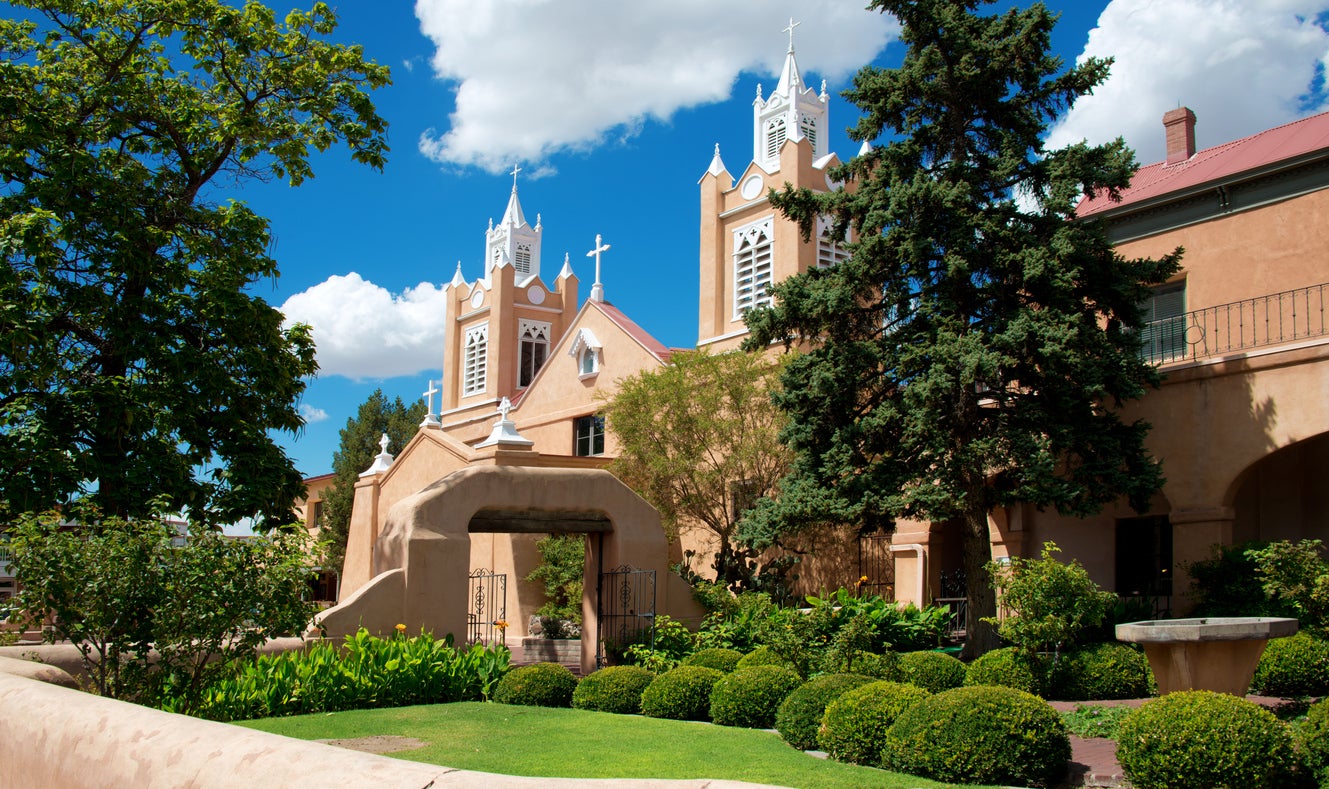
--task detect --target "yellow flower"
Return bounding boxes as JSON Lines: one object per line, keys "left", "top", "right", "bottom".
{"left": 493, "top": 619, "right": 509, "bottom": 632}
{"left": 858, "top": 575, "right": 869, "bottom": 585}
{"left": 394, "top": 623, "right": 407, "bottom": 632}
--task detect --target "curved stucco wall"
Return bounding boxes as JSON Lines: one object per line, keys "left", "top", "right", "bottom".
{"left": 0, "top": 670, "right": 779, "bottom": 788}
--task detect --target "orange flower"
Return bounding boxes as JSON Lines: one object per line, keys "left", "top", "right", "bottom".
{"left": 493, "top": 619, "right": 509, "bottom": 633}
{"left": 394, "top": 623, "right": 407, "bottom": 633}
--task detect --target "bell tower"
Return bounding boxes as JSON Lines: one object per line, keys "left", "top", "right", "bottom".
{"left": 698, "top": 19, "right": 844, "bottom": 352}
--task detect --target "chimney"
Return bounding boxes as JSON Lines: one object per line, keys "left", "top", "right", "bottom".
{"left": 1163, "top": 107, "right": 1197, "bottom": 165}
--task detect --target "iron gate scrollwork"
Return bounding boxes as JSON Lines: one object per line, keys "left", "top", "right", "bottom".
{"left": 857, "top": 530, "right": 896, "bottom": 601}
{"left": 468, "top": 568, "right": 507, "bottom": 646}
{"left": 596, "top": 565, "right": 656, "bottom": 668}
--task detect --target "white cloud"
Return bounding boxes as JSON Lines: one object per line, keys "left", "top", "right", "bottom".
{"left": 280, "top": 273, "right": 447, "bottom": 380}
{"left": 1047, "top": 0, "right": 1329, "bottom": 164}
{"left": 413, "top": 1, "right": 899, "bottom": 172}
{"left": 299, "top": 404, "right": 330, "bottom": 424}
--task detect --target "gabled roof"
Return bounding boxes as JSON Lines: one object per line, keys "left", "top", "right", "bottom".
{"left": 1077, "top": 110, "right": 1329, "bottom": 218}
{"left": 593, "top": 301, "right": 674, "bottom": 363}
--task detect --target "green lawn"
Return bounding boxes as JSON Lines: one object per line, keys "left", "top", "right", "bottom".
{"left": 237, "top": 701, "right": 988, "bottom": 788}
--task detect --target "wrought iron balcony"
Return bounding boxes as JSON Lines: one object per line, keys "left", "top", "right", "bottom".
{"left": 1140, "top": 282, "right": 1328, "bottom": 365}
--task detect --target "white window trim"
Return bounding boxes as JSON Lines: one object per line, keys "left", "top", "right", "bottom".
{"left": 517, "top": 319, "right": 551, "bottom": 388}
{"left": 733, "top": 216, "right": 774, "bottom": 320}
{"left": 462, "top": 323, "right": 489, "bottom": 396}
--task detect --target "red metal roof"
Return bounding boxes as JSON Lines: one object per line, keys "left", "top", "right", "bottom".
{"left": 1077, "top": 110, "right": 1329, "bottom": 217}
{"left": 594, "top": 301, "right": 674, "bottom": 363}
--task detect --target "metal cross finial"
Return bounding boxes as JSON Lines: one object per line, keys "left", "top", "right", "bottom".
{"left": 784, "top": 17, "right": 801, "bottom": 52}
{"left": 509, "top": 164, "right": 521, "bottom": 190}
{"left": 586, "top": 233, "right": 610, "bottom": 302}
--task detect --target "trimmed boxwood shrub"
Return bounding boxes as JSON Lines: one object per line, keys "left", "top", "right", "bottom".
{"left": 735, "top": 644, "right": 795, "bottom": 671}
{"left": 571, "top": 665, "right": 655, "bottom": 714}
{"left": 898, "top": 650, "right": 966, "bottom": 693}
{"left": 1116, "top": 690, "right": 1296, "bottom": 789}
{"left": 774, "top": 673, "right": 873, "bottom": 750}
{"left": 818, "top": 680, "right": 930, "bottom": 766}
{"left": 639, "top": 665, "right": 723, "bottom": 721}
{"left": 882, "top": 685, "right": 1070, "bottom": 788}
{"left": 1251, "top": 632, "right": 1329, "bottom": 697}
{"left": 1299, "top": 698, "right": 1329, "bottom": 786}
{"left": 820, "top": 650, "right": 902, "bottom": 680}
{"left": 709, "top": 664, "right": 803, "bottom": 728}
{"left": 493, "top": 662, "right": 577, "bottom": 708}
{"left": 964, "top": 647, "right": 1045, "bottom": 695}
{"left": 681, "top": 648, "right": 744, "bottom": 673}
{"left": 1050, "top": 642, "right": 1153, "bottom": 701}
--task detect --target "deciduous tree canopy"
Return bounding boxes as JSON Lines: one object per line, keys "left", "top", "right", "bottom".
{"left": 0, "top": 0, "right": 389, "bottom": 524}
{"left": 742, "top": 0, "right": 1180, "bottom": 655}
{"left": 605, "top": 349, "right": 793, "bottom": 590}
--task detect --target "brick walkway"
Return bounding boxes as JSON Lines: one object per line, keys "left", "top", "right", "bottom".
{"left": 1051, "top": 695, "right": 1295, "bottom": 788}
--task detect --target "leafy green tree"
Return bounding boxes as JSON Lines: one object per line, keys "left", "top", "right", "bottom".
{"left": 0, "top": 0, "right": 389, "bottom": 525}
{"left": 742, "top": 0, "right": 1180, "bottom": 656}
{"left": 7, "top": 505, "right": 316, "bottom": 711}
{"left": 526, "top": 534, "right": 585, "bottom": 628}
{"left": 1247, "top": 540, "right": 1329, "bottom": 635}
{"left": 320, "top": 389, "right": 425, "bottom": 572}
{"left": 604, "top": 349, "right": 794, "bottom": 591}
{"left": 985, "top": 541, "right": 1116, "bottom": 656}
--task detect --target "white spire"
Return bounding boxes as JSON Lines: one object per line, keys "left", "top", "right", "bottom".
{"left": 500, "top": 164, "right": 527, "bottom": 228}
{"left": 752, "top": 18, "right": 829, "bottom": 171}
{"left": 707, "top": 143, "right": 727, "bottom": 177}
{"left": 449, "top": 261, "right": 466, "bottom": 289}
{"left": 858, "top": 140, "right": 873, "bottom": 157}
{"left": 557, "top": 252, "right": 574, "bottom": 280}
{"left": 486, "top": 167, "right": 542, "bottom": 283}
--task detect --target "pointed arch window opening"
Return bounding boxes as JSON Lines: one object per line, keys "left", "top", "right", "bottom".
{"left": 518, "top": 319, "right": 551, "bottom": 388}
{"left": 816, "top": 215, "right": 850, "bottom": 269}
{"left": 514, "top": 244, "right": 532, "bottom": 275}
{"left": 765, "top": 117, "right": 787, "bottom": 162}
{"left": 733, "top": 218, "right": 774, "bottom": 319}
{"left": 799, "top": 114, "right": 817, "bottom": 152}
{"left": 463, "top": 323, "right": 489, "bottom": 396}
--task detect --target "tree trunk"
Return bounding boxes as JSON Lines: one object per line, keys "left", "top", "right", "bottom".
{"left": 959, "top": 502, "right": 1000, "bottom": 660}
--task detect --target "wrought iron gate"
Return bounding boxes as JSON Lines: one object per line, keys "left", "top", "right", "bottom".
{"left": 596, "top": 565, "right": 656, "bottom": 668}
{"left": 467, "top": 568, "right": 507, "bottom": 646}
{"left": 858, "top": 530, "right": 896, "bottom": 600}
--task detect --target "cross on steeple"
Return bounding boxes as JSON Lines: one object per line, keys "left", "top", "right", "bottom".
{"left": 509, "top": 164, "right": 521, "bottom": 191}
{"left": 784, "top": 17, "right": 800, "bottom": 53}
{"left": 586, "top": 233, "right": 610, "bottom": 303}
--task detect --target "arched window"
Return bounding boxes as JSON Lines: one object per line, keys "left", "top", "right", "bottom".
{"left": 462, "top": 323, "right": 488, "bottom": 396}
{"left": 514, "top": 244, "right": 532, "bottom": 274}
{"left": 799, "top": 114, "right": 817, "bottom": 151}
{"left": 518, "top": 320, "right": 550, "bottom": 387}
{"left": 816, "top": 215, "right": 850, "bottom": 268}
{"left": 765, "top": 117, "right": 787, "bottom": 161}
{"left": 733, "top": 217, "right": 774, "bottom": 318}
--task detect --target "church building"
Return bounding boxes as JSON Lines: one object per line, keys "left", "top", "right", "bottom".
{"left": 313, "top": 25, "right": 1329, "bottom": 657}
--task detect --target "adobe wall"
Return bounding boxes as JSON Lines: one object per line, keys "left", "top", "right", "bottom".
{"left": 0, "top": 670, "right": 767, "bottom": 788}
{"left": 1114, "top": 189, "right": 1329, "bottom": 309}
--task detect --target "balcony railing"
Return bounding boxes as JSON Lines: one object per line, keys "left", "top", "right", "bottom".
{"left": 1141, "top": 282, "right": 1328, "bottom": 365}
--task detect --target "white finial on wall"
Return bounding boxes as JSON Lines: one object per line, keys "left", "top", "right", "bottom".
{"left": 360, "top": 433, "right": 395, "bottom": 477}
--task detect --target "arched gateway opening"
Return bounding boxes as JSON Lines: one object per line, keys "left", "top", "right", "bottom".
{"left": 315, "top": 465, "right": 702, "bottom": 675}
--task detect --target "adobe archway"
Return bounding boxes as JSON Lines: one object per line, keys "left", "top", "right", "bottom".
{"left": 315, "top": 464, "right": 701, "bottom": 674}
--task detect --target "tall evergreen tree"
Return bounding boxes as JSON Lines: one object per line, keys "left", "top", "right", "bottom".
{"left": 320, "top": 389, "right": 424, "bottom": 573}
{"left": 742, "top": 0, "right": 1180, "bottom": 656}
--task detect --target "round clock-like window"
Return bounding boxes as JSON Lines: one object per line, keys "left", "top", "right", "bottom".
{"left": 527, "top": 285, "right": 546, "bottom": 305}
{"left": 470, "top": 289, "right": 484, "bottom": 309}
{"left": 740, "top": 174, "right": 764, "bottom": 200}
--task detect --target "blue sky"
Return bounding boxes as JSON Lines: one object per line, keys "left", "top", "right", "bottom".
{"left": 246, "top": 1, "right": 1329, "bottom": 477}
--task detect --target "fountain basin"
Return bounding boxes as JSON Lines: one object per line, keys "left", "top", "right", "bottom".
{"left": 1116, "top": 617, "right": 1298, "bottom": 696}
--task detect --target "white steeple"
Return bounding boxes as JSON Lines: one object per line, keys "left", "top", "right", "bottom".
{"left": 753, "top": 18, "right": 829, "bottom": 172}
{"left": 485, "top": 165, "right": 543, "bottom": 285}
